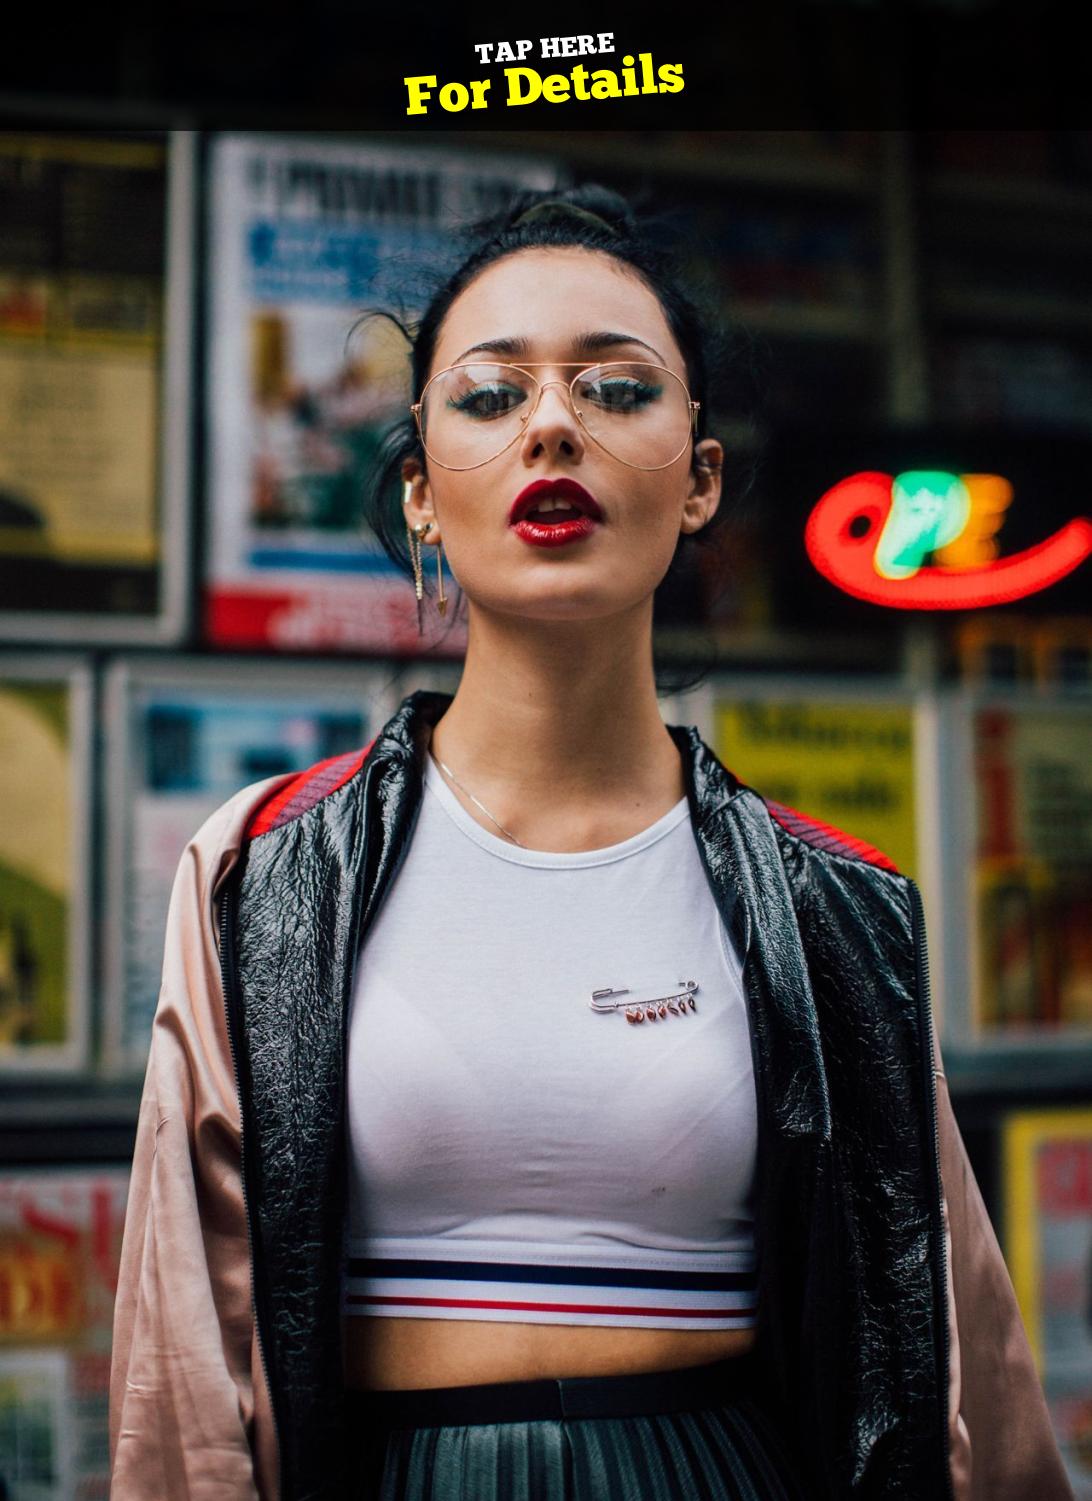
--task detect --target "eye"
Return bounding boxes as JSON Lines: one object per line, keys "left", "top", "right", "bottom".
{"left": 577, "top": 373, "right": 662, "bottom": 412}
{"left": 448, "top": 380, "right": 526, "bottom": 420}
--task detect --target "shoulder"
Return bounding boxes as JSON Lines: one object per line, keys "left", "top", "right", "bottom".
{"left": 759, "top": 795, "right": 902, "bottom": 875}
{"left": 680, "top": 723, "right": 906, "bottom": 881}
{"left": 722, "top": 769, "right": 915, "bottom": 929}
{"left": 740, "top": 787, "right": 918, "bottom": 962}
{"left": 174, "top": 770, "right": 304, "bottom": 909}
{"left": 242, "top": 738, "right": 378, "bottom": 842}
{"left": 740, "top": 790, "right": 924, "bottom": 1021}
{"left": 159, "top": 757, "right": 358, "bottom": 916}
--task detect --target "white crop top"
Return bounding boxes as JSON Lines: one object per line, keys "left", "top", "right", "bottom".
{"left": 342, "top": 753, "right": 760, "bottom": 1331}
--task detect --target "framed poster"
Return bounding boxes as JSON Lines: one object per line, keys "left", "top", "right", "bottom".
{"left": 698, "top": 674, "right": 947, "bottom": 1022}
{"left": 0, "top": 131, "right": 193, "bottom": 644}
{"left": 0, "top": 656, "right": 92, "bottom": 1074}
{"left": 940, "top": 694, "right": 1092, "bottom": 1057}
{"left": 203, "top": 132, "right": 558, "bottom": 656}
{"left": 1004, "top": 1109, "right": 1092, "bottom": 1499}
{"left": 0, "top": 1167, "right": 129, "bottom": 1501}
{"left": 704, "top": 676, "right": 931, "bottom": 880}
{"left": 101, "top": 656, "right": 401, "bottom": 1073}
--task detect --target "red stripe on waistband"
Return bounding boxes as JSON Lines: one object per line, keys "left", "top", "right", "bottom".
{"left": 347, "top": 1295, "right": 755, "bottom": 1319}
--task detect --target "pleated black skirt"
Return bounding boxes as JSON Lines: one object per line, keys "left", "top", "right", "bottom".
{"left": 346, "top": 1354, "right": 816, "bottom": 1501}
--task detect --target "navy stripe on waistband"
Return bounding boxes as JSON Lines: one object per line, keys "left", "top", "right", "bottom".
{"left": 347, "top": 1257, "right": 755, "bottom": 1292}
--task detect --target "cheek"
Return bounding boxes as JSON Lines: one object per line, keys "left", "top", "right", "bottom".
{"left": 430, "top": 475, "right": 492, "bottom": 532}
{"left": 625, "top": 480, "right": 689, "bottom": 539}
{"left": 430, "top": 488, "right": 501, "bottom": 577}
{"left": 613, "top": 489, "right": 691, "bottom": 590}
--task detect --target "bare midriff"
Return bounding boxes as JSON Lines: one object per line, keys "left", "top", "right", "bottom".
{"left": 342, "top": 1316, "right": 758, "bottom": 1391}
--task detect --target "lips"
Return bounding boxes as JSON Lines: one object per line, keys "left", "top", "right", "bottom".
{"left": 508, "top": 478, "right": 603, "bottom": 526}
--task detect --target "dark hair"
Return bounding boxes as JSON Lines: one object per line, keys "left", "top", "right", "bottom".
{"left": 356, "top": 182, "right": 749, "bottom": 694}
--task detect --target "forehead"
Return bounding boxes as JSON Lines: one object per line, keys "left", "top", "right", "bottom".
{"left": 430, "top": 246, "right": 684, "bottom": 377}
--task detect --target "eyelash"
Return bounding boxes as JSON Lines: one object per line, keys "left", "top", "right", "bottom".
{"left": 448, "top": 378, "right": 662, "bottom": 421}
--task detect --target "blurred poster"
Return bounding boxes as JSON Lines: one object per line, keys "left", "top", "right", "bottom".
{"left": 0, "top": 1351, "right": 71, "bottom": 1501}
{"left": 1004, "top": 1110, "right": 1092, "bottom": 1498}
{"left": 712, "top": 692, "right": 918, "bottom": 878}
{"left": 0, "top": 133, "right": 191, "bottom": 643}
{"left": 204, "top": 133, "right": 557, "bottom": 654}
{"left": 103, "top": 658, "right": 396, "bottom": 1071}
{"left": 0, "top": 663, "right": 91, "bottom": 1072}
{"left": 974, "top": 706, "right": 1092, "bottom": 1032}
{"left": 0, "top": 1168, "right": 128, "bottom": 1501}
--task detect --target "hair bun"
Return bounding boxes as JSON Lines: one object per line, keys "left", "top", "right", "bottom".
{"left": 507, "top": 185, "right": 637, "bottom": 240}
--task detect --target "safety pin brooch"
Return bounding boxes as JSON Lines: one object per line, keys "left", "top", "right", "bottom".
{"left": 589, "top": 981, "right": 699, "bottom": 1024}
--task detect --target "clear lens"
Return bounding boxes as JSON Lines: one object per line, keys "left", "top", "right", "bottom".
{"left": 417, "top": 362, "right": 694, "bottom": 470}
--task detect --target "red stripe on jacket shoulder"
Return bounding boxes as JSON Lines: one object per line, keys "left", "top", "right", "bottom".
{"left": 764, "top": 797, "right": 900, "bottom": 874}
{"left": 246, "top": 737, "right": 377, "bottom": 841}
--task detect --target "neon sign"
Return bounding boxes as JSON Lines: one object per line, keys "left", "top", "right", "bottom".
{"left": 805, "top": 471, "right": 1092, "bottom": 610}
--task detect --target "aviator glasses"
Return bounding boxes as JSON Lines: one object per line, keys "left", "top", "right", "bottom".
{"left": 411, "top": 361, "right": 700, "bottom": 472}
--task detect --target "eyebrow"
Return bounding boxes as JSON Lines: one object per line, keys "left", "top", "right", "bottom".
{"left": 451, "top": 331, "right": 668, "bottom": 366}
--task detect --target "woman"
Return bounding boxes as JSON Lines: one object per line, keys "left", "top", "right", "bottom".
{"left": 109, "top": 185, "right": 1072, "bottom": 1501}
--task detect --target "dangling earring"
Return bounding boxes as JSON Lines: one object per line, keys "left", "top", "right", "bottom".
{"left": 403, "top": 477, "right": 447, "bottom": 626}
{"left": 402, "top": 483, "right": 423, "bottom": 600}
{"left": 435, "top": 537, "right": 448, "bottom": 617}
{"left": 403, "top": 480, "right": 429, "bottom": 635}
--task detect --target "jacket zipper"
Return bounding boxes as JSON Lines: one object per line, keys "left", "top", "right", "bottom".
{"left": 218, "top": 874, "right": 281, "bottom": 1493}
{"left": 907, "top": 877, "right": 955, "bottom": 1501}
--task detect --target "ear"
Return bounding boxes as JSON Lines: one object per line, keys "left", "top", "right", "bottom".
{"left": 679, "top": 438, "right": 723, "bottom": 536}
{"left": 401, "top": 456, "right": 440, "bottom": 543}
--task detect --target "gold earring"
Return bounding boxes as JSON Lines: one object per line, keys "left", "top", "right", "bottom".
{"left": 403, "top": 481, "right": 426, "bottom": 594}
{"left": 403, "top": 506, "right": 428, "bottom": 637}
{"left": 435, "top": 537, "right": 447, "bottom": 617}
{"left": 407, "top": 521, "right": 428, "bottom": 602}
{"left": 403, "top": 478, "right": 448, "bottom": 625}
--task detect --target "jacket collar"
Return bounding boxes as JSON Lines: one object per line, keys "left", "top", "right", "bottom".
{"left": 366, "top": 689, "right": 832, "bottom": 1144}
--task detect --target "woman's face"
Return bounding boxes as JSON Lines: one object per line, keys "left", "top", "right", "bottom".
{"left": 403, "top": 246, "right": 722, "bottom": 625}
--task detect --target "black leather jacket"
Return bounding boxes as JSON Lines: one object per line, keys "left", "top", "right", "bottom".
{"left": 219, "top": 689, "right": 953, "bottom": 1501}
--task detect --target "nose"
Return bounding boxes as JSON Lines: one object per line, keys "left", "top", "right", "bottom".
{"left": 518, "top": 378, "right": 587, "bottom": 465}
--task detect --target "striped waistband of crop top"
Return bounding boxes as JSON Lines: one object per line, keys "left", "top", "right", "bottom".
{"left": 341, "top": 1237, "right": 758, "bottom": 1331}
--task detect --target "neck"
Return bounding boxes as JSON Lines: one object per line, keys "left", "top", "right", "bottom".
{"left": 427, "top": 602, "right": 685, "bottom": 842}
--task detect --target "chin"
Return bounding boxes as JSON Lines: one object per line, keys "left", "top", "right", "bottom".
{"left": 481, "top": 587, "right": 650, "bottom": 626}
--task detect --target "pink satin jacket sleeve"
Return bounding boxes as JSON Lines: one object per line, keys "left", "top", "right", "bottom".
{"left": 108, "top": 776, "right": 1073, "bottom": 1500}
{"left": 109, "top": 778, "right": 289, "bottom": 1501}
{"left": 932, "top": 1020, "right": 1074, "bottom": 1500}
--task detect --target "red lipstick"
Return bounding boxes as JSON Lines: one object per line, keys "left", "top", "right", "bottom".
{"left": 508, "top": 478, "right": 603, "bottom": 549}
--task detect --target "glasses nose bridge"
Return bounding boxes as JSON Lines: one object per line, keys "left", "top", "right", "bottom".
{"left": 523, "top": 372, "right": 584, "bottom": 430}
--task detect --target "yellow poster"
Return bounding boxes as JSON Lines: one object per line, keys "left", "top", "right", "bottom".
{"left": 974, "top": 706, "right": 1092, "bottom": 1030}
{"left": 713, "top": 697, "right": 917, "bottom": 878}
{"left": 1003, "top": 1109, "right": 1092, "bottom": 1488}
{"left": 0, "top": 683, "right": 70, "bottom": 1048}
{"left": 0, "top": 345, "right": 158, "bottom": 564}
{"left": 0, "top": 135, "right": 164, "bottom": 576}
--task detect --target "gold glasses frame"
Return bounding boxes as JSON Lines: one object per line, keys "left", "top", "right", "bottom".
{"left": 410, "top": 361, "right": 701, "bottom": 472}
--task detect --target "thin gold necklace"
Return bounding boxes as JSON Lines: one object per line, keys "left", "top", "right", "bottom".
{"left": 432, "top": 754, "right": 527, "bottom": 848}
